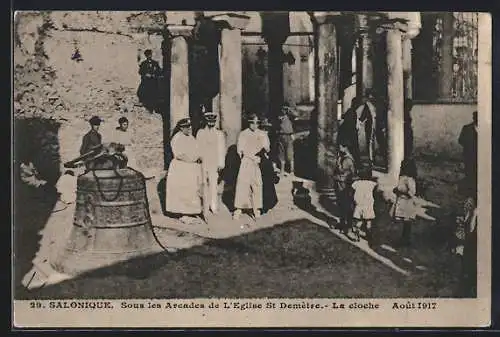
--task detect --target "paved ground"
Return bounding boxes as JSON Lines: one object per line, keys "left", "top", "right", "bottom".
{"left": 14, "top": 159, "right": 466, "bottom": 300}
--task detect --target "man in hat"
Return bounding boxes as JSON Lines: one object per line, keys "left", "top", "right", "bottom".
{"left": 233, "top": 114, "right": 270, "bottom": 220}
{"left": 277, "top": 104, "right": 296, "bottom": 177}
{"left": 137, "top": 49, "right": 162, "bottom": 112}
{"left": 196, "top": 111, "right": 226, "bottom": 215}
{"left": 108, "top": 116, "right": 137, "bottom": 169}
{"left": 80, "top": 116, "right": 102, "bottom": 156}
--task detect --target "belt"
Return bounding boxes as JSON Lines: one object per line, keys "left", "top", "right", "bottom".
{"left": 278, "top": 133, "right": 293, "bottom": 136}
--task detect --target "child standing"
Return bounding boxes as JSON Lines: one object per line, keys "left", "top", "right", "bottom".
{"left": 391, "top": 159, "right": 418, "bottom": 246}
{"left": 349, "top": 168, "right": 378, "bottom": 243}
{"left": 333, "top": 143, "right": 356, "bottom": 233}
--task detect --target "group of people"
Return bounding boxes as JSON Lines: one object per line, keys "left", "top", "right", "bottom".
{"left": 332, "top": 140, "right": 419, "bottom": 245}
{"left": 456, "top": 110, "right": 478, "bottom": 297}
{"left": 339, "top": 91, "right": 415, "bottom": 171}
{"left": 333, "top": 93, "right": 419, "bottom": 245}
{"left": 164, "top": 109, "right": 292, "bottom": 225}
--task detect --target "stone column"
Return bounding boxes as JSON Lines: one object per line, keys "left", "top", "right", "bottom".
{"left": 167, "top": 24, "right": 194, "bottom": 133}
{"left": 439, "top": 12, "right": 454, "bottom": 99}
{"left": 311, "top": 12, "right": 341, "bottom": 199}
{"left": 211, "top": 13, "right": 250, "bottom": 147}
{"left": 262, "top": 12, "right": 290, "bottom": 125}
{"left": 355, "top": 13, "right": 375, "bottom": 168}
{"left": 402, "top": 13, "right": 421, "bottom": 100}
{"left": 402, "top": 38, "right": 413, "bottom": 99}
{"left": 212, "top": 44, "right": 222, "bottom": 128}
{"left": 356, "top": 14, "right": 373, "bottom": 98}
{"left": 166, "top": 12, "right": 195, "bottom": 134}
{"left": 384, "top": 21, "right": 407, "bottom": 182}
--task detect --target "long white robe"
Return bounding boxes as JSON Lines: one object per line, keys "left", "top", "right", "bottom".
{"left": 196, "top": 127, "right": 226, "bottom": 213}
{"left": 165, "top": 132, "right": 203, "bottom": 214}
{"left": 234, "top": 128, "right": 270, "bottom": 210}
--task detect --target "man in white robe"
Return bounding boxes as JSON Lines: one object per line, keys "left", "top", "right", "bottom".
{"left": 165, "top": 118, "right": 203, "bottom": 221}
{"left": 233, "top": 114, "right": 270, "bottom": 220}
{"left": 196, "top": 112, "right": 226, "bottom": 215}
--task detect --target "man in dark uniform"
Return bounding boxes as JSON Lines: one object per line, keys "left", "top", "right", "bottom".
{"left": 80, "top": 116, "right": 102, "bottom": 155}
{"left": 137, "top": 49, "right": 162, "bottom": 112}
{"left": 277, "top": 105, "right": 296, "bottom": 176}
{"left": 458, "top": 111, "right": 478, "bottom": 191}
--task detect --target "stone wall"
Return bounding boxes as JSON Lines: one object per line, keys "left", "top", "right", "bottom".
{"left": 412, "top": 103, "right": 476, "bottom": 161}
{"left": 14, "top": 11, "right": 166, "bottom": 172}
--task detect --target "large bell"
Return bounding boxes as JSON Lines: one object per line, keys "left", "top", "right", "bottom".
{"left": 51, "top": 157, "right": 157, "bottom": 276}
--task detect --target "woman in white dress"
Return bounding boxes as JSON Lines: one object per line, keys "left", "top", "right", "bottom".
{"left": 165, "top": 118, "right": 203, "bottom": 224}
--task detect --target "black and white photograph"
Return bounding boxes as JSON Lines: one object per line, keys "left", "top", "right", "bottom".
{"left": 12, "top": 10, "right": 491, "bottom": 327}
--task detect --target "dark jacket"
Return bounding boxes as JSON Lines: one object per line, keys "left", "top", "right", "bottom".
{"left": 80, "top": 129, "right": 102, "bottom": 155}
{"left": 139, "top": 59, "right": 162, "bottom": 79}
{"left": 458, "top": 123, "right": 478, "bottom": 160}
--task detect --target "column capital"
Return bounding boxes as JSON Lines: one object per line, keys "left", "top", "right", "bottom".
{"left": 355, "top": 13, "right": 370, "bottom": 32}
{"left": 381, "top": 12, "right": 421, "bottom": 39}
{"left": 354, "top": 12, "right": 385, "bottom": 33}
{"left": 166, "top": 11, "right": 195, "bottom": 26}
{"left": 166, "top": 25, "right": 195, "bottom": 38}
{"left": 375, "top": 18, "right": 409, "bottom": 35}
{"left": 309, "top": 11, "right": 343, "bottom": 25}
{"left": 208, "top": 12, "right": 250, "bottom": 30}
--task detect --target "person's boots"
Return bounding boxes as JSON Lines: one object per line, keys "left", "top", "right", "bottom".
{"left": 346, "top": 224, "right": 360, "bottom": 242}
{"left": 365, "top": 221, "right": 373, "bottom": 244}
{"left": 233, "top": 209, "right": 242, "bottom": 220}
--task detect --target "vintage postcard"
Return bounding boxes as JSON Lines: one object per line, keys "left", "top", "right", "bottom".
{"left": 12, "top": 11, "right": 492, "bottom": 328}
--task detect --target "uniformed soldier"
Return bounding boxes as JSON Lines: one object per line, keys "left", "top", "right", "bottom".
{"left": 196, "top": 111, "right": 226, "bottom": 215}
{"left": 233, "top": 114, "right": 270, "bottom": 220}
{"left": 277, "top": 105, "right": 296, "bottom": 177}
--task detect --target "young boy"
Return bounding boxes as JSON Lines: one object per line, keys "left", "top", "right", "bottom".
{"left": 349, "top": 167, "right": 378, "bottom": 243}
